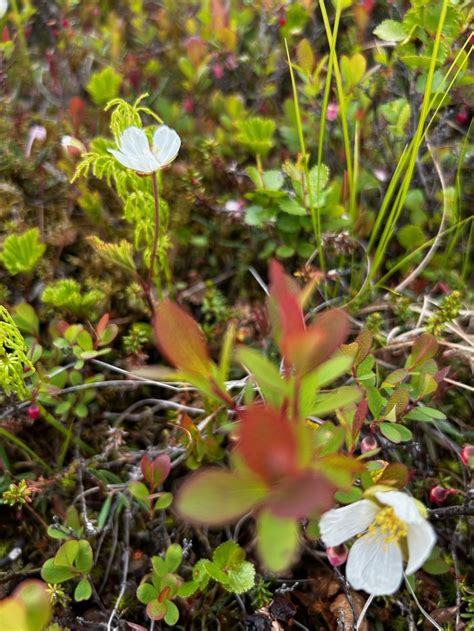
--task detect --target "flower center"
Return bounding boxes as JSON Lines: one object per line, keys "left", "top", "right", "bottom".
{"left": 368, "top": 507, "right": 408, "bottom": 543}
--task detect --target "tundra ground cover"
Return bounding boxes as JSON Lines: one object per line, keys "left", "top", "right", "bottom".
{"left": 0, "top": 0, "right": 473, "bottom": 629}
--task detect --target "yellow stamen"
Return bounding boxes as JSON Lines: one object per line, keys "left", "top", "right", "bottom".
{"left": 368, "top": 507, "right": 408, "bottom": 543}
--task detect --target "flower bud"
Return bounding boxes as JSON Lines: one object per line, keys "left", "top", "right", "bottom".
{"left": 326, "top": 103, "right": 339, "bottom": 122}
{"left": 429, "top": 485, "right": 456, "bottom": 505}
{"left": 327, "top": 544, "right": 348, "bottom": 567}
{"left": 461, "top": 445, "right": 474, "bottom": 468}
{"left": 61, "top": 135, "right": 86, "bottom": 158}
{"left": 361, "top": 434, "right": 378, "bottom": 453}
{"left": 27, "top": 405, "right": 41, "bottom": 421}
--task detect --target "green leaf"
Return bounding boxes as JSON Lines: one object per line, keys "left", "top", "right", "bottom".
{"left": 367, "top": 387, "right": 385, "bottom": 419}
{"left": 164, "top": 600, "right": 180, "bottom": 626}
{"left": 311, "top": 386, "right": 362, "bottom": 416}
{"left": 235, "top": 117, "right": 276, "bottom": 158}
{"left": 154, "top": 492, "right": 173, "bottom": 510}
{"left": 165, "top": 544, "right": 183, "bottom": 574}
{"left": 308, "top": 163, "right": 330, "bottom": 191}
{"left": 12, "top": 304, "right": 39, "bottom": 337}
{"left": 204, "top": 561, "right": 228, "bottom": 583}
{"left": 47, "top": 526, "right": 69, "bottom": 540}
{"left": 74, "top": 578, "right": 92, "bottom": 602}
{"left": 129, "top": 481, "right": 151, "bottom": 509}
{"left": 177, "top": 581, "right": 200, "bottom": 598}
{"left": 335, "top": 487, "right": 364, "bottom": 504}
{"left": 379, "top": 423, "right": 413, "bottom": 444}
{"left": 296, "top": 38, "right": 315, "bottom": 73}
{"left": 86, "top": 66, "right": 122, "bottom": 106}
{"left": 151, "top": 556, "right": 168, "bottom": 578}
{"left": 212, "top": 541, "right": 244, "bottom": 568}
{"left": 75, "top": 540, "right": 93, "bottom": 573}
{"left": 236, "top": 346, "right": 287, "bottom": 407}
{"left": 54, "top": 540, "right": 79, "bottom": 567}
{"left": 257, "top": 510, "right": 300, "bottom": 573}
{"left": 137, "top": 582, "right": 159, "bottom": 604}
{"left": 373, "top": 19, "right": 408, "bottom": 42}
{"left": 0, "top": 228, "right": 46, "bottom": 275}
{"left": 176, "top": 469, "right": 266, "bottom": 525}
{"left": 41, "top": 559, "right": 76, "bottom": 583}
{"left": 223, "top": 561, "right": 255, "bottom": 594}
{"left": 278, "top": 198, "right": 307, "bottom": 216}
{"left": 306, "top": 353, "right": 354, "bottom": 389}
{"left": 397, "top": 225, "right": 425, "bottom": 249}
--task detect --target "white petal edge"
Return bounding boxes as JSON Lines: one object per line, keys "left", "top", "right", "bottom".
{"left": 346, "top": 530, "right": 403, "bottom": 595}
{"left": 118, "top": 126, "right": 150, "bottom": 156}
{"left": 405, "top": 519, "right": 436, "bottom": 575}
{"left": 319, "top": 500, "right": 379, "bottom": 547}
{"left": 108, "top": 149, "right": 159, "bottom": 174}
{"left": 153, "top": 125, "right": 181, "bottom": 166}
{"left": 375, "top": 491, "right": 424, "bottom": 524}
{"left": 0, "top": 0, "right": 7, "bottom": 19}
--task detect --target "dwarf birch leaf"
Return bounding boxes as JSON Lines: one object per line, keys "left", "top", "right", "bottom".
{"left": 374, "top": 19, "right": 408, "bottom": 42}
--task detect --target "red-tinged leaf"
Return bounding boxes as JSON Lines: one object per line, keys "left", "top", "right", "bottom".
{"left": 154, "top": 300, "right": 211, "bottom": 377}
{"left": 176, "top": 468, "right": 266, "bottom": 525}
{"left": 435, "top": 366, "right": 450, "bottom": 383}
{"left": 237, "top": 404, "right": 299, "bottom": 483}
{"left": 353, "top": 330, "right": 373, "bottom": 365}
{"left": 268, "top": 260, "right": 305, "bottom": 349}
{"left": 376, "top": 463, "right": 409, "bottom": 489}
{"left": 353, "top": 398, "right": 368, "bottom": 439}
{"left": 96, "top": 313, "right": 110, "bottom": 337}
{"left": 283, "top": 309, "right": 349, "bottom": 376}
{"left": 69, "top": 96, "right": 86, "bottom": 129}
{"left": 265, "top": 470, "right": 335, "bottom": 518}
{"left": 408, "top": 334, "right": 438, "bottom": 368}
{"left": 146, "top": 600, "right": 167, "bottom": 621}
{"left": 141, "top": 454, "right": 171, "bottom": 490}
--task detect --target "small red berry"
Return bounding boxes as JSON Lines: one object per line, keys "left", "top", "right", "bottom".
{"left": 456, "top": 109, "right": 469, "bottom": 125}
{"left": 27, "top": 405, "right": 41, "bottom": 421}
{"left": 327, "top": 544, "right": 348, "bottom": 567}
{"left": 461, "top": 445, "right": 474, "bottom": 468}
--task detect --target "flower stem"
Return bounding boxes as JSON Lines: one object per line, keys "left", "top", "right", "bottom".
{"left": 148, "top": 171, "right": 162, "bottom": 301}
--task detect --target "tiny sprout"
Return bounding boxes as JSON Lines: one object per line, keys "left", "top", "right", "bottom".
{"left": 46, "top": 583, "right": 69, "bottom": 607}
{"left": 2, "top": 479, "right": 32, "bottom": 509}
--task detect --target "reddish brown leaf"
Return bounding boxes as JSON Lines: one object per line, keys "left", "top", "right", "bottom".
{"left": 154, "top": 300, "right": 211, "bottom": 377}
{"left": 352, "top": 398, "right": 368, "bottom": 440}
{"left": 408, "top": 333, "right": 438, "bottom": 368}
{"left": 140, "top": 454, "right": 171, "bottom": 490}
{"left": 237, "top": 404, "right": 299, "bottom": 484}
{"left": 265, "top": 470, "right": 335, "bottom": 518}
{"left": 268, "top": 260, "right": 305, "bottom": 352}
{"left": 284, "top": 309, "right": 350, "bottom": 376}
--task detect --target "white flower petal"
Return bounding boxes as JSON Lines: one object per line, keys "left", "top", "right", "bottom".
{"left": 108, "top": 148, "right": 159, "bottom": 173}
{"left": 152, "top": 125, "right": 181, "bottom": 166}
{"left": 0, "top": 0, "right": 7, "bottom": 19}
{"left": 375, "top": 491, "right": 424, "bottom": 524}
{"left": 346, "top": 530, "right": 403, "bottom": 595}
{"left": 119, "top": 126, "right": 150, "bottom": 156}
{"left": 405, "top": 519, "right": 436, "bottom": 575}
{"left": 319, "top": 500, "right": 379, "bottom": 547}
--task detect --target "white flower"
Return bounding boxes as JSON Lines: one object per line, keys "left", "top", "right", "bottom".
{"left": 108, "top": 125, "right": 180, "bottom": 174}
{"left": 0, "top": 0, "right": 8, "bottom": 19}
{"left": 319, "top": 491, "right": 436, "bottom": 596}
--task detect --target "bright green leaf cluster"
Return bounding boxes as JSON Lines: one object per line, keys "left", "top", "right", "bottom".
{"left": 0, "top": 228, "right": 45, "bottom": 275}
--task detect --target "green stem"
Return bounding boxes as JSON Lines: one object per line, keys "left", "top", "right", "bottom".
{"left": 0, "top": 428, "right": 52, "bottom": 473}
{"left": 148, "top": 171, "right": 162, "bottom": 301}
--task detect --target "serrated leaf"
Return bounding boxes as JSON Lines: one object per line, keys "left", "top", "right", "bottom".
{"left": 374, "top": 19, "right": 408, "bottom": 41}
{"left": 0, "top": 228, "right": 46, "bottom": 275}
{"left": 223, "top": 560, "right": 255, "bottom": 594}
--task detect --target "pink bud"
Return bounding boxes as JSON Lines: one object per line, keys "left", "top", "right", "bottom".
{"left": 429, "top": 485, "right": 457, "bottom": 505}
{"left": 61, "top": 135, "right": 86, "bottom": 157}
{"left": 183, "top": 96, "right": 194, "bottom": 114}
{"left": 212, "top": 63, "right": 224, "bottom": 80}
{"left": 456, "top": 109, "right": 469, "bottom": 125}
{"left": 326, "top": 103, "right": 339, "bottom": 122}
{"left": 25, "top": 125, "right": 47, "bottom": 158}
{"left": 327, "top": 544, "right": 348, "bottom": 567}
{"left": 27, "top": 405, "right": 41, "bottom": 421}
{"left": 461, "top": 445, "right": 474, "bottom": 468}
{"left": 361, "top": 434, "right": 378, "bottom": 453}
